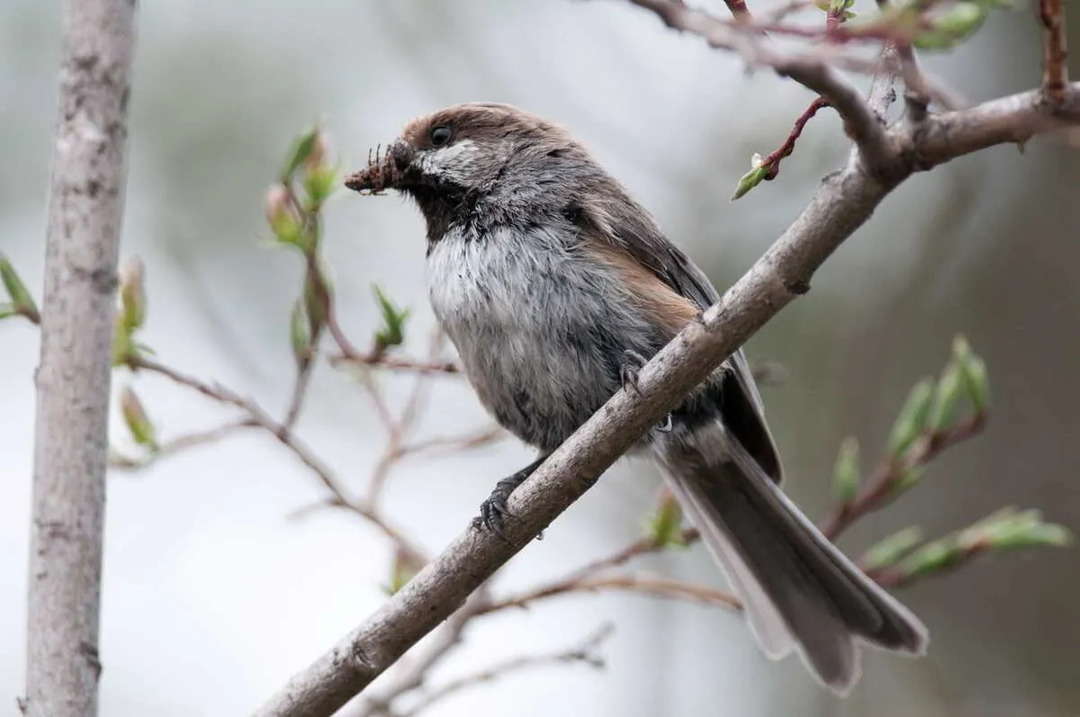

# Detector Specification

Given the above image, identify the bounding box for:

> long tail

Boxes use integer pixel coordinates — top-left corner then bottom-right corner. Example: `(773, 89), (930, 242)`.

(656, 433), (928, 693)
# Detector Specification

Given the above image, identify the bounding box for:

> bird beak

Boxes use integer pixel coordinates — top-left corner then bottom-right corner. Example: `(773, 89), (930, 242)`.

(344, 139), (415, 194)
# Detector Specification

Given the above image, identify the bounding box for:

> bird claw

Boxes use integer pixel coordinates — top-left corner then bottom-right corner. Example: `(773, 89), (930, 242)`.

(474, 481), (516, 538)
(472, 459), (545, 539)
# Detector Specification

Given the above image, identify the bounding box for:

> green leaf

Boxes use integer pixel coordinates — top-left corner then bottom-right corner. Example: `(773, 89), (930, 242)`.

(968, 508), (1074, 550)
(647, 490), (686, 547)
(927, 363), (964, 433)
(895, 537), (958, 578)
(120, 386), (158, 451)
(373, 285), (409, 349)
(887, 378), (935, 458)
(952, 336), (989, 413)
(281, 126), (321, 182)
(732, 164), (769, 201)
(118, 257), (146, 332)
(113, 317), (136, 366)
(861, 526), (924, 571)
(0, 303), (15, 320)
(303, 165), (338, 207)
(894, 464), (925, 490)
(0, 254), (39, 322)
(832, 437), (860, 503)
(913, 2), (988, 50)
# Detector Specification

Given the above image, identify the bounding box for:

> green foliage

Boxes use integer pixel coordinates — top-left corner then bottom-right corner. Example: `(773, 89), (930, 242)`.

(646, 490), (686, 547)
(0, 254), (39, 322)
(861, 526), (924, 572)
(832, 437), (860, 503)
(373, 285), (410, 350)
(120, 386), (158, 451)
(732, 154), (769, 200)
(887, 378), (935, 459)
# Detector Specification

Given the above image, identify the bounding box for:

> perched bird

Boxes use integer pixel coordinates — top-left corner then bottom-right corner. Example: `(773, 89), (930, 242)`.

(345, 103), (928, 692)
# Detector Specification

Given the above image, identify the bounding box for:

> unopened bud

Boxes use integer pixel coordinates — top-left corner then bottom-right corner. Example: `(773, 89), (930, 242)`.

(120, 386), (158, 450)
(265, 184), (301, 245)
(118, 256), (146, 332)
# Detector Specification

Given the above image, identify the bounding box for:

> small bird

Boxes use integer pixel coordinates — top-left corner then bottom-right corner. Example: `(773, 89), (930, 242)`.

(345, 103), (927, 692)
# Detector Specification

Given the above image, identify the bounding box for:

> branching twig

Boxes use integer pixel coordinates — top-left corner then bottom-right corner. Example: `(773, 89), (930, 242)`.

(353, 589), (492, 717)
(109, 420), (251, 470)
(126, 355), (425, 563)
(821, 412), (987, 540)
(398, 624), (613, 717)
(627, 0), (898, 177)
(1039, 0), (1069, 105)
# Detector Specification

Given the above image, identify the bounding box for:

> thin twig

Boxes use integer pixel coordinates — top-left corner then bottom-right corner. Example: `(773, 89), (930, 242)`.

(127, 355), (425, 562)
(486, 573), (741, 614)
(897, 43), (931, 122)
(365, 329), (445, 508)
(398, 624), (613, 717)
(353, 590), (493, 717)
(393, 426), (506, 460)
(821, 412), (988, 540)
(760, 97), (832, 181)
(109, 420), (252, 470)
(477, 529), (698, 616)
(627, 0), (899, 177)
(282, 358), (316, 430)
(1039, 0), (1070, 105)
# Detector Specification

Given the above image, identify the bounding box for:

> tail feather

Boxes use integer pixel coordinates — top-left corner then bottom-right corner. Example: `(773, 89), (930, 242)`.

(656, 434), (928, 693)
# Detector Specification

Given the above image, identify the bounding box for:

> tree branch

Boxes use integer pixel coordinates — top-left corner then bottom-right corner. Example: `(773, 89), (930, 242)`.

(397, 624), (612, 717)
(24, 1), (137, 714)
(627, 0), (897, 176)
(127, 356), (426, 566)
(252, 84), (1080, 717)
(1039, 0), (1069, 105)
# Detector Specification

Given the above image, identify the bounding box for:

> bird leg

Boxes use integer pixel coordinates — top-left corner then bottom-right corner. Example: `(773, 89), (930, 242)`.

(475, 454), (548, 537)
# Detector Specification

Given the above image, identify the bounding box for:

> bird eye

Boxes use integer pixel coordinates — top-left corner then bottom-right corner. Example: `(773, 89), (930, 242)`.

(429, 125), (452, 147)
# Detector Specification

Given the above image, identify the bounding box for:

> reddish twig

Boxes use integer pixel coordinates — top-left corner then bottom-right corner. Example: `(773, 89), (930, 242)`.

(485, 573), (741, 614)
(821, 412), (988, 540)
(721, 0), (752, 20)
(761, 97), (832, 181)
(1039, 0), (1070, 105)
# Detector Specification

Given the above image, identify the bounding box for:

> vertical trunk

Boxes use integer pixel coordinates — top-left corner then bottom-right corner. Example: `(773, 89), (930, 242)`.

(24, 1), (137, 715)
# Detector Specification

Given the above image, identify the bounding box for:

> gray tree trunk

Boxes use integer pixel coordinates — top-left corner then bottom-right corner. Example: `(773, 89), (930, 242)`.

(24, 1), (137, 715)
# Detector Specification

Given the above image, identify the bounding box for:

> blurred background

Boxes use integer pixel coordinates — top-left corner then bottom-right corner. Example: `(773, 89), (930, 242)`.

(1, 1), (1077, 715)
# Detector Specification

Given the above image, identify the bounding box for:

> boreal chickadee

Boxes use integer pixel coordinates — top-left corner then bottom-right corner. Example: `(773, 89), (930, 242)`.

(345, 103), (927, 693)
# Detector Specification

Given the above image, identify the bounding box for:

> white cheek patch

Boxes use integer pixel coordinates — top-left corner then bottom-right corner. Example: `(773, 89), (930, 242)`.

(417, 139), (479, 184)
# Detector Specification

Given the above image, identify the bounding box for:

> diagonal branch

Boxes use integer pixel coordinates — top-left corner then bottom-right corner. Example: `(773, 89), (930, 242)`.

(252, 84), (1080, 717)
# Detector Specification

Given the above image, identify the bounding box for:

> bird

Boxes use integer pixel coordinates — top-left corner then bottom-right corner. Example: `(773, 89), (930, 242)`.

(344, 102), (928, 693)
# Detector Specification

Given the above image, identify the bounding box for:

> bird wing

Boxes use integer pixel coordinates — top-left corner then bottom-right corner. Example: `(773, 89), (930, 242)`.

(575, 189), (784, 483)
